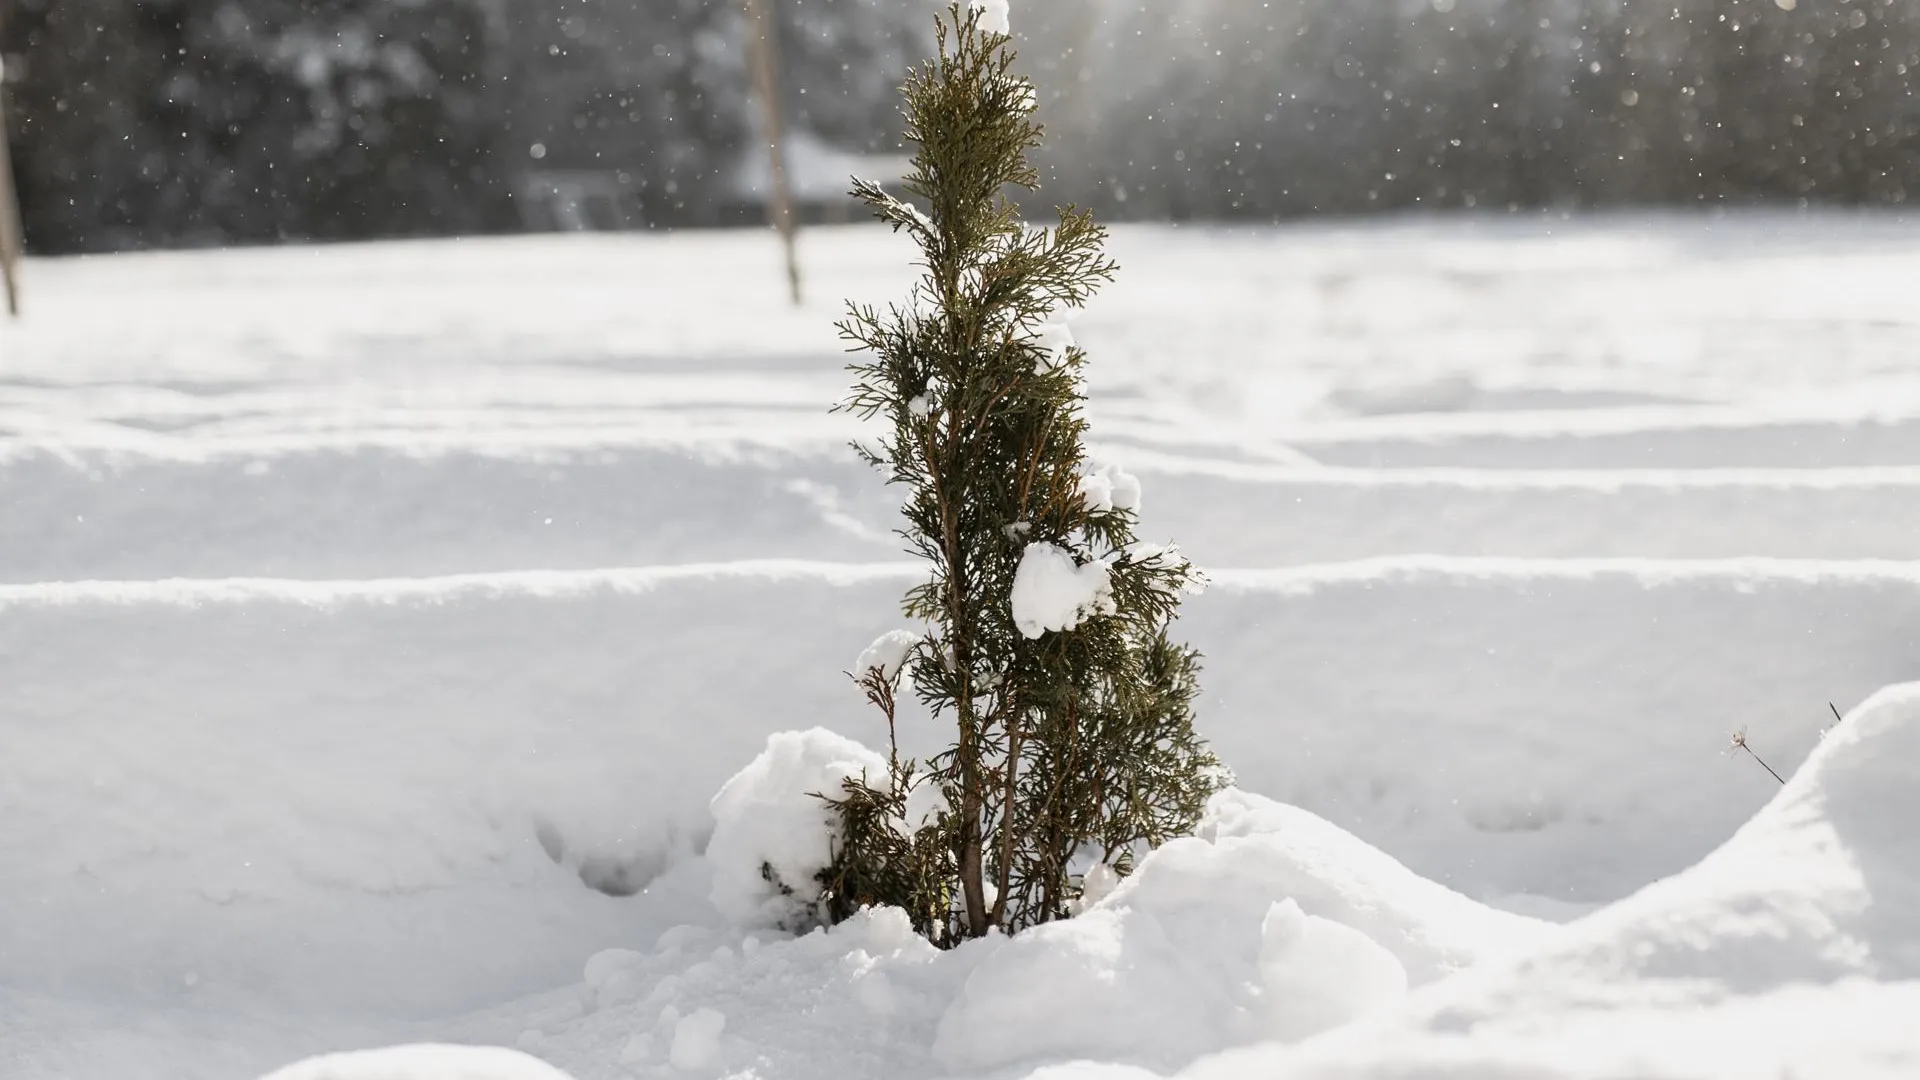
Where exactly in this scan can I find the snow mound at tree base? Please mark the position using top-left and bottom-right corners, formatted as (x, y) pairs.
(304, 766), (1541, 1080)
(929, 797), (1548, 1076)
(1171, 680), (1920, 1079)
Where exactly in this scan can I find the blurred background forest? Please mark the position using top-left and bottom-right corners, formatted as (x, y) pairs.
(3, 0), (1917, 254)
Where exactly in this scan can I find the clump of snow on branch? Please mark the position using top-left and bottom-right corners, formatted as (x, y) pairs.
(1067, 862), (1121, 915)
(855, 629), (921, 683)
(1127, 540), (1207, 595)
(969, 0), (1010, 36)
(896, 776), (951, 837)
(1030, 323), (1075, 372)
(707, 730), (887, 928)
(1078, 460), (1142, 515)
(1011, 542), (1115, 639)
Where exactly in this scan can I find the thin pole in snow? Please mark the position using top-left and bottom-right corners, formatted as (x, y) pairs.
(741, 0), (802, 306)
(1729, 728), (1786, 786)
(0, 58), (22, 318)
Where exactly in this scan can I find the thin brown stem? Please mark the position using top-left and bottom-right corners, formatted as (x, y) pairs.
(1015, 420), (1052, 517)
(1730, 730), (1786, 786)
(925, 427), (989, 938)
(990, 717), (1024, 926)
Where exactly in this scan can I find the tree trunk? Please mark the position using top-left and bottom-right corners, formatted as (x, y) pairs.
(1506, 0), (1543, 207)
(740, 0), (802, 305)
(948, 549), (990, 938)
(957, 746), (989, 936)
(0, 62), (23, 316)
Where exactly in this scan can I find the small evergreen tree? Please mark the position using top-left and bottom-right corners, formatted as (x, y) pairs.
(823, 2), (1224, 946)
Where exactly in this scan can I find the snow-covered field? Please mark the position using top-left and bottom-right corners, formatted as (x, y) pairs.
(3, 214), (1918, 1078)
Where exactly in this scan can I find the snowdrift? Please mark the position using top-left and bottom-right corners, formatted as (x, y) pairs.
(1289, 408), (1920, 470)
(10, 440), (1920, 582)
(1140, 462), (1920, 566)
(1177, 681), (1920, 1079)
(0, 441), (895, 582)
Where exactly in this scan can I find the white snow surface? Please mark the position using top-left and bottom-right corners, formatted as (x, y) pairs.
(7, 216), (1920, 1077)
(667, 1008), (728, 1071)
(1010, 541), (1115, 638)
(258, 1045), (574, 1080)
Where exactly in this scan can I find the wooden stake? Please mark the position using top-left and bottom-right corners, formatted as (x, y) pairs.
(741, 0), (802, 305)
(0, 61), (22, 317)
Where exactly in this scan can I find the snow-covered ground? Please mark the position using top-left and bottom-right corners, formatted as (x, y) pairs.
(3, 213), (1918, 1079)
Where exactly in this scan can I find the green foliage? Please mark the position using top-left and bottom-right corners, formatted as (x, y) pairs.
(824, 4), (1225, 945)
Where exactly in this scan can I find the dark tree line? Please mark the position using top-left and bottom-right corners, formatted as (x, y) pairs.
(2, 0), (503, 251)
(0, 0), (923, 252)
(3, 0), (1917, 253)
(1020, 0), (1920, 219)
